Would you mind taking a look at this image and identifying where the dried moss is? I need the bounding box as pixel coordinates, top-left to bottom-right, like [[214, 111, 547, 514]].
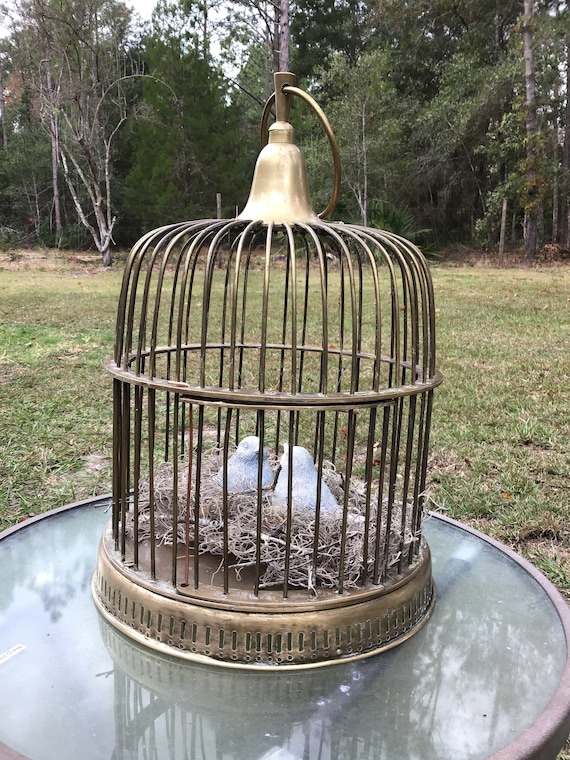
[[133, 452, 419, 592]]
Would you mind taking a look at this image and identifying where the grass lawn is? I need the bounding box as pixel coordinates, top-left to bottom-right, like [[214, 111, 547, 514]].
[[1, 250, 568, 576], [1, 247, 569, 755]]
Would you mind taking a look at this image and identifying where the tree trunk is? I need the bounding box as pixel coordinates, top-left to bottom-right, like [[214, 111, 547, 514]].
[[563, 42, 570, 248], [0, 63, 8, 152], [273, 0, 290, 72], [279, 0, 290, 71], [499, 197, 508, 261], [522, 0, 539, 262], [50, 116, 63, 246], [101, 246, 113, 267], [361, 102, 368, 226], [273, 6, 280, 74], [41, 65, 63, 245], [552, 177, 559, 245]]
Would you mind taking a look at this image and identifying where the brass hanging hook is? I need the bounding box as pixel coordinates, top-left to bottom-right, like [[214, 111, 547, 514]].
[[260, 77, 341, 220]]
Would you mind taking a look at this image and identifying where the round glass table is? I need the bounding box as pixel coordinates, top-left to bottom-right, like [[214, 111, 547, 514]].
[[0, 497, 569, 760]]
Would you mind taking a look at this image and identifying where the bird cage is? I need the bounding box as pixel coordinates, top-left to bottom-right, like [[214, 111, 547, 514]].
[[93, 73, 443, 669]]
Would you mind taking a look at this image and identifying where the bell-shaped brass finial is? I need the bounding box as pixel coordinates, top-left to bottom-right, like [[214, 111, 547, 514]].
[[238, 73, 319, 224]]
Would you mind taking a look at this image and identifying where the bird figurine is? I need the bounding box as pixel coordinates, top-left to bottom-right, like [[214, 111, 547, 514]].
[[215, 435, 274, 492], [273, 444, 338, 514]]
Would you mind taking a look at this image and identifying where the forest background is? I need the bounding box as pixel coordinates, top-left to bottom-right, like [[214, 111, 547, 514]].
[[1, 0, 569, 265]]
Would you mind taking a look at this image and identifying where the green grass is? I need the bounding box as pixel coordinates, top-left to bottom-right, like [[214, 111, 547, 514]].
[[1, 258, 569, 549], [1, 252, 569, 756], [429, 268, 569, 573], [428, 264, 570, 760], [0, 265, 120, 526], [1, 257, 568, 588]]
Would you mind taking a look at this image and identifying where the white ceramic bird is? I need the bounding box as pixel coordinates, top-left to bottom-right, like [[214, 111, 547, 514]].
[[215, 435, 274, 492], [273, 444, 338, 514]]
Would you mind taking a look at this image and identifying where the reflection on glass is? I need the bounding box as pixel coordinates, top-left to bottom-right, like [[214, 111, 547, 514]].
[[101, 519, 566, 760], [0, 507, 566, 760]]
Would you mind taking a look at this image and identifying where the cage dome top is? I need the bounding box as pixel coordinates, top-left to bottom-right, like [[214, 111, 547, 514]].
[[108, 72, 441, 405]]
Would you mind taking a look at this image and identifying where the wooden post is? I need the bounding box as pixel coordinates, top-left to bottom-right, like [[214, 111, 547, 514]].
[[499, 197, 508, 262], [216, 193, 222, 220]]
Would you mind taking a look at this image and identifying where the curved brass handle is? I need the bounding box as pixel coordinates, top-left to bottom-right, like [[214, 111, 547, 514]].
[[260, 84, 341, 220]]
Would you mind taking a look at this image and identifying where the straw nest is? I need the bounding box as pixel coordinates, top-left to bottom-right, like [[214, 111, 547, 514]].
[[131, 451, 419, 592]]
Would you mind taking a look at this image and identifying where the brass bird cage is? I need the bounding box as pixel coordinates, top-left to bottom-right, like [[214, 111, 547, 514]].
[[93, 73, 443, 669]]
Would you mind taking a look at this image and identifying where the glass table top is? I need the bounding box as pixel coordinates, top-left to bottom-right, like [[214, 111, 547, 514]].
[[0, 499, 568, 760]]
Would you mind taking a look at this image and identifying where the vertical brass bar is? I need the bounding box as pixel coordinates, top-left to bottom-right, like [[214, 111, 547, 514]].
[[236, 237, 255, 442], [354, 251, 364, 392], [135, 242, 164, 377], [184, 404, 194, 588], [370, 240, 383, 393], [114, 242, 138, 365], [275, 231, 291, 455], [193, 405, 205, 590], [179, 230, 203, 382], [171, 395, 180, 587], [343, 244, 358, 396], [359, 232, 400, 389], [331, 257, 345, 461], [149, 232, 181, 381], [112, 378, 122, 549], [148, 388, 156, 579], [385, 254, 401, 391], [382, 396, 404, 580], [283, 412, 295, 598], [337, 409, 357, 594], [200, 222, 239, 387], [217, 245, 233, 444], [286, 225, 297, 397], [409, 258, 421, 384], [409, 391, 428, 563], [165, 390, 171, 462], [415, 389, 434, 555], [132, 385, 143, 569], [254, 409, 265, 596], [361, 406, 377, 585], [314, 226, 329, 397], [338, 228, 382, 392], [120, 382, 130, 562], [178, 233, 200, 460], [258, 225, 273, 393], [312, 411, 326, 582], [424, 256, 438, 378], [373, 404, 391, 584], [296, 233, 311, 396], [400, 266, 409, 385], [398, 394, 417, 574], [221, 407, 233, 594], [228, 222, 257, 391], [121, 246, 145, 370], [180, 399, 186, 459], [398, 238, 430, 380]]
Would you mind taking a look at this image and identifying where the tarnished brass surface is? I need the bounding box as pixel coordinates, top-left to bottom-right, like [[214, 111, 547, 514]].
[[99, 71, 442, 669], [105, 356, 443, 406], [236, 130, 319, 224], [93, 522, 435, 670], [253, 73, 341, 221]]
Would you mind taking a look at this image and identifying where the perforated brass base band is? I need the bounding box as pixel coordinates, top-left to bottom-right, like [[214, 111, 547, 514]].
[[93, 525, 435, 670]]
